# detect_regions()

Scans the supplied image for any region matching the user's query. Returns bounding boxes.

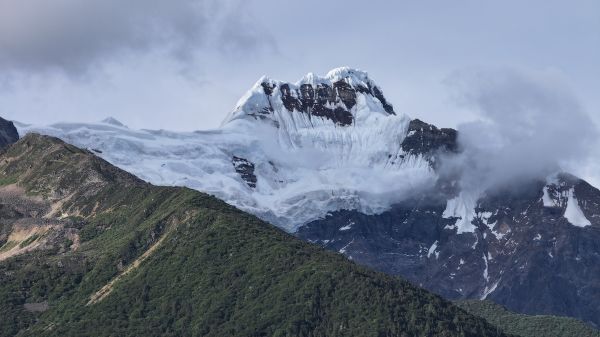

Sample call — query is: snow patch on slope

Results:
[542,174,592,227]
[427,241,439,259]
[564,189,592,227]
[481,280,500,300]
[542,186,557,207]
[443,192,478,234]
[16,69,435,232]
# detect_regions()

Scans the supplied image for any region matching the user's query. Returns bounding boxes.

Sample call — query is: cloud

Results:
[0,0,274,76]
[441,67,599,193]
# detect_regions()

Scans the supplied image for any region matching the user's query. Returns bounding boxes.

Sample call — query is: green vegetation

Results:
[19,234,40,248]
[457,300,599,337]
[0,240,18,252]
[0,134,512,337]
[0,174,17,186]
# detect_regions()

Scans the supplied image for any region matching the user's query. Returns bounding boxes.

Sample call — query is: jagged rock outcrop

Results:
[225,67,395,127]
[232,156,257,188]
[298,166,600,328]
[18,68,421,232]
[0,117,19,150]
[13,69,600,330]
[401,119,458,163]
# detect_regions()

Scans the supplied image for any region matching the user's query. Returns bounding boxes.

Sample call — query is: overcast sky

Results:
[0,0,599,184]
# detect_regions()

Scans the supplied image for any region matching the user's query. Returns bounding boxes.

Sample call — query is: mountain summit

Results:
[223,67,395,128]
[13,68,600,328]
[18,68,435,232]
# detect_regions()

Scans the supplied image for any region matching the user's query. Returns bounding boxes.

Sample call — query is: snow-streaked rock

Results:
[542,174,593,227]
[17,68,435,232]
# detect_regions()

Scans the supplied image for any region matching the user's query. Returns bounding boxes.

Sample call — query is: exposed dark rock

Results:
[401,119,458,162]
[333,80,357,110]
[279,84,302,113]
[261,82,276,96]
[315,83,335,106]
[278,82,355,126]
[371,85,395,115]
[254,74,396,127]
[232,156,257,188]
[299,83,315,110]
[0,117,19,150]
[0,133,513,337]
[298,175,600,328]
[353,82,395,115]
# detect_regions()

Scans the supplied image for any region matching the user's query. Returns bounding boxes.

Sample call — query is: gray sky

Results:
[1,0,599,184]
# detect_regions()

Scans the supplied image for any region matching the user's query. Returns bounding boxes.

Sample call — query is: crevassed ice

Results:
[17,68,435,232]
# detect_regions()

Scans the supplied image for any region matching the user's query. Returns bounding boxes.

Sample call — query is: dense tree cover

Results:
[457,300,599,337]
[0,134,513,337]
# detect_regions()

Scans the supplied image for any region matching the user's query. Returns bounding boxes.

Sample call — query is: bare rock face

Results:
[0,134,146,262]
[0,133,513,337]
[268,79,394,127]
[0,117,19,150]
[298,121,600,329]
[232,156,257,188]
[401,119,458,159]
[299,176,600,328]
[0,184,82,262]
[225,68,397,128]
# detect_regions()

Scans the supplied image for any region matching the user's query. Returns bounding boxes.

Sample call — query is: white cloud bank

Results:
[441,67,599,192]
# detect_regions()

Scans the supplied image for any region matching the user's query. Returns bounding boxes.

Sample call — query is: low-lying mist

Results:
[441,68,599,196]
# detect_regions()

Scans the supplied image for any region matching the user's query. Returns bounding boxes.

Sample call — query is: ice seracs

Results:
[17,68,434,232]
[223,66,396,130]
[18,68,594,235]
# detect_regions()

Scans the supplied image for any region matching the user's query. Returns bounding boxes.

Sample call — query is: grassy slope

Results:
[457,300,599,337]
[0,134,512,337]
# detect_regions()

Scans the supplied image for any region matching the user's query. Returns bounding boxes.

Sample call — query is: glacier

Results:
[14,67,589,233]
[16,68,436,232]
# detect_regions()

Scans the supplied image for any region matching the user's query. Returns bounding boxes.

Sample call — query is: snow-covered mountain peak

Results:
[325,67,370,83]
[220,69,417,178]
[17,69,437,231]
[100,117,127,128]
[223,67,397,130]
